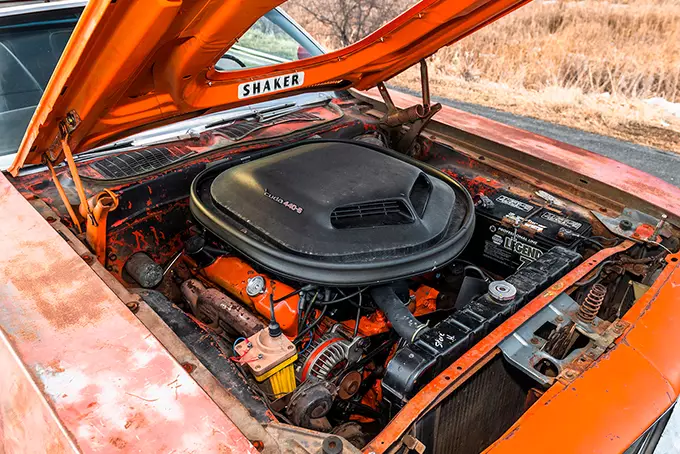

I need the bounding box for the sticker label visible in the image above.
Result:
[484,225,544,267]
[495,194,534,212]
[503,236,543,263]
[238,72,305,99]
[540,211,583,230]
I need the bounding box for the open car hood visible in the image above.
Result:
[9,0,532,174]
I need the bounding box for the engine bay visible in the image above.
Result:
[13,93,679,453]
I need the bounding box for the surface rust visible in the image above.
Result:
[359,89,680,222]
[0,174,258,453]
[486,251,680,453]
[364,240,635,454]
[0,328,78,453]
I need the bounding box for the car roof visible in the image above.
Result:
[0,0,86,17]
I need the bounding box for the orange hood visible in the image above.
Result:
[9,0,532,175]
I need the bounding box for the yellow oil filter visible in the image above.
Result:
[234,328,298,398]
[253,354,298,397]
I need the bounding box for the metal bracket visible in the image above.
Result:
[558,318,628,383]
[499,293,628,386]
[396,103,441,153]
[377,60,441,154]
[399,435,426,454]
[62,110,81,135]
[593,208,671,243]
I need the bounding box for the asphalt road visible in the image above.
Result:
[394,87,680,187]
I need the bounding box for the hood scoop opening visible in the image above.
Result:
[330,199,414,229]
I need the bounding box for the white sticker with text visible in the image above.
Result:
[238,72,305,99]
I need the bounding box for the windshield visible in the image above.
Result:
[0,8,78,158]
[217,10,323,71]
[0,7,322,160]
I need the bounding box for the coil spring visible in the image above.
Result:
[578,283,607,323]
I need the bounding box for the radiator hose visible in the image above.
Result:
[370,285,429,343]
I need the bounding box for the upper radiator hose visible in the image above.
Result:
[370,285,429,343]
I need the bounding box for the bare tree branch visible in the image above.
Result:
[289,0,414,47]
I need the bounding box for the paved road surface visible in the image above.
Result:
[394,87,680,187]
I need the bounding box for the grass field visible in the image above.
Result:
[285,0,680,152]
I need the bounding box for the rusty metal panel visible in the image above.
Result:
[358,89,680,222]
[483,253,680,453]
[0,328,78,453]
[0,173,257,453]
[364,241,634,453]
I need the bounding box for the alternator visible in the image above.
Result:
[295,325,364,383]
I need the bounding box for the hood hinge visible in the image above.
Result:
[45,117,118,264]
[377,59,442,155]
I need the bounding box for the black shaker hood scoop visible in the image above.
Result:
[190,140,475,285]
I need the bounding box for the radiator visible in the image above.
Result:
[415,356,530,454]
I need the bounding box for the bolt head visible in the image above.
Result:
[619,219,633,231]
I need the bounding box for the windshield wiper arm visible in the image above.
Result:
[85,103,299,154]
[77,93,333,159]
[205,102,296,129]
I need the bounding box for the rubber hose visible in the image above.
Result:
[370,285,428,343]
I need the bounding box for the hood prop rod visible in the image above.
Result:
[59,134,96,227]
[45,119,118,264]
[377,59,441,155]
[43,118,94,234]
[45,158,83,234]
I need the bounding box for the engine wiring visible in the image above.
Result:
[299,333,315,355]
[232,337,246,355]
[353,291,363,337]
[297,290,318,331]
[581,237,606,250]
[315,287,368,305]
[453,258,492,281]
[573,241,673,289]
[294,290,321,345]
[573,259,614,287]
[294,306,328,344]
[463,265,490,282]
[589,235,621,244]
[646,240,673,254]
[295,286,368,345]
[272,284,314,304]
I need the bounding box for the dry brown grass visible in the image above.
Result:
[285,0,680,152]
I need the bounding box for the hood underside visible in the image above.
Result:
[9,0,532,175]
